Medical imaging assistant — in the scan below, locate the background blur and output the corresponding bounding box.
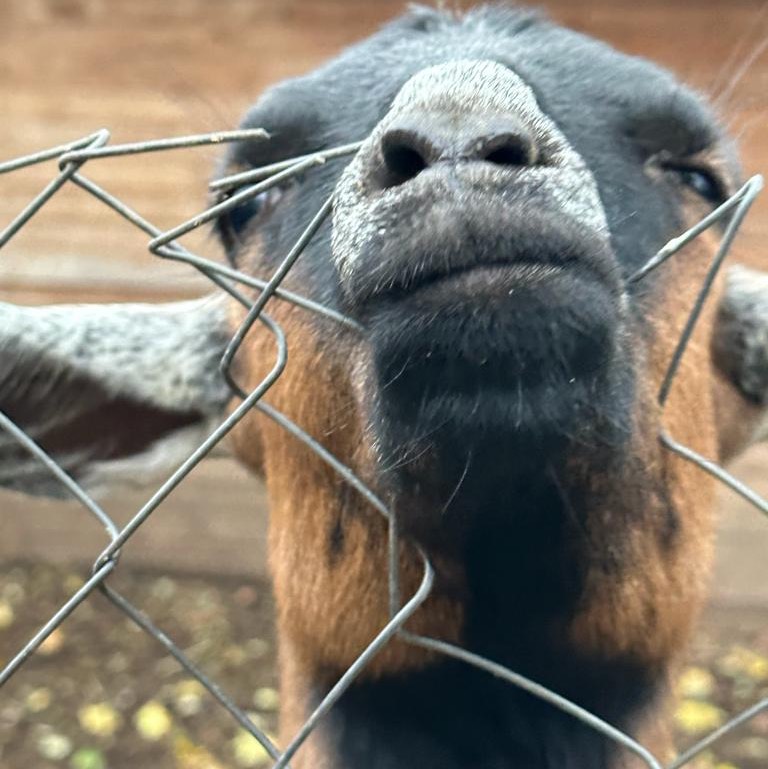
[1,1,768,768]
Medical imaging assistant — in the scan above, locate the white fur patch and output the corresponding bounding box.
[0,295,231,414]
[0,295,233,497]
[332,59,608,276]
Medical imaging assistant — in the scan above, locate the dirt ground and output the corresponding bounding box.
[0,565,280,769]
[1,564,767,769]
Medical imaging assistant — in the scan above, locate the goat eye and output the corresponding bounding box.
[666,164,725,206]
[221,185,286,238]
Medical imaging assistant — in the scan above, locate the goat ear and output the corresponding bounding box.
[0,296,232,498]
[712,265,768,455]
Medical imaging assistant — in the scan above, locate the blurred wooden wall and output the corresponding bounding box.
[0,0,766,306]
[1,0,767,597]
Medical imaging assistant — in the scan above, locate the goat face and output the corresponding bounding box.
[216,4,768,762]
[209,7,767,765]
[220,5,746,538]
[2,5,768,769]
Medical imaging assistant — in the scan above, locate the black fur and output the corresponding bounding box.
[215,5,737,766]
[216,4,735,494]
[322,657,659,769]
[220,5,736,282]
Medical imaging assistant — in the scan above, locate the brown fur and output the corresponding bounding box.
[565,210,737,754]
[228,297,469,747]
[227,180,758,761]
[568,228,721,662]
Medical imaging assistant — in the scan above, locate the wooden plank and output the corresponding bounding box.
[1,0,766,304]
[0,459,270,578]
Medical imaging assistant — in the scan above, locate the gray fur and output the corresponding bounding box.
[0,295,231,414]
[0,295,231,497]
[716,266,768,439]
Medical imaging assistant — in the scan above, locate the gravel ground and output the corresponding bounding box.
[0,564,279,769]
[1,563,767,769]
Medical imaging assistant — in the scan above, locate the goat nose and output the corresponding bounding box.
[377,113,538,189]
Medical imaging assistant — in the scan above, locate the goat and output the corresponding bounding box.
[2,5,768,768]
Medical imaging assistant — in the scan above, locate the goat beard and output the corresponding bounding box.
[352,297,637,541]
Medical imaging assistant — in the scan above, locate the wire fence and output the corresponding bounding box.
[0,128,766,768]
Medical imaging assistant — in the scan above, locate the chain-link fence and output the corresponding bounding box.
[0,128,766,768]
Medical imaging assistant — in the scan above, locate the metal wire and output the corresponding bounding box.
[0,129,766,769]
[210,141,363,191]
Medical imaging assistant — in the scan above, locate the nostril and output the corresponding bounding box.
[383,144,428,185]
[373,119,540,191]
[480,132,537,167]
[380,129,431,188]
[484,144,532,166]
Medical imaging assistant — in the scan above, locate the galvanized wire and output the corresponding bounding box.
[0,128,766,769]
